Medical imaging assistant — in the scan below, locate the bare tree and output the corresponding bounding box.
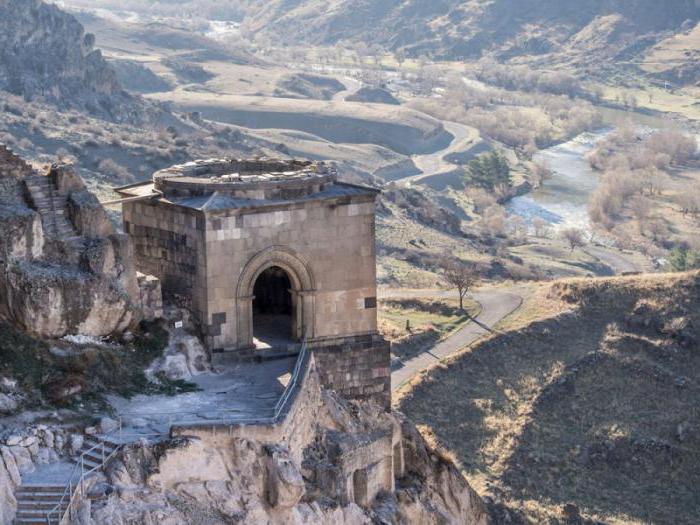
[532,217,551,238]
[468,188,497,215]
[561,228,586,252]
[646,219,668,243]
[440,257,478,311]
[630,196,652,234]
[531,161,553,189]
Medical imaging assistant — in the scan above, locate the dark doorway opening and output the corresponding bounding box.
[252,266,294,347]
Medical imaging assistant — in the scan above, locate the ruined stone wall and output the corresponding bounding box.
[310,335,391,408]
[122,200,206,317]
[102,366,489,524]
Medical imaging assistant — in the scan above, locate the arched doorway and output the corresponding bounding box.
[252,266,294,346]
[236,246,316,350]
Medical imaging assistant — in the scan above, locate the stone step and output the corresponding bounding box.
[80,450,112,464]
[17,501,68,510]
[75,457,102,471]
[81,439,120,453]
[15,509,64,519]
[16,485,65,494]
[14,492,65,501]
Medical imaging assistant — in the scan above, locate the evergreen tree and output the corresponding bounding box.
[465,151,511,190]
[668,246,700,272]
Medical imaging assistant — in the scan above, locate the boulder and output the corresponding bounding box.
[0,445,21,486]
[38,428,55,448]
[265,445,305,509]
[9,445,34,474]
[35,446,59,465]
[70,433,84,455]
[0,376,17,392]
[99,417,119,435]
[0,457,17,525]
[148,331,209,381]
[5,434,22,446]
[0,392,18,414]
[1,259,139,338]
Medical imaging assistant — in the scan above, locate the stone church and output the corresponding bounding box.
[116,158,390,404]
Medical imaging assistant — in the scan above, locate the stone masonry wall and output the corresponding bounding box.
[203,196,378,350]
[311,335,391,408]
[122,201,206,317]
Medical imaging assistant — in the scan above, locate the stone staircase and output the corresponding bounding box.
[14,484,67,525]
[13,437,122,524]
[24,174,80,242]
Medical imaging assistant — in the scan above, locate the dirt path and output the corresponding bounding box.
[584,245,642,275]
[381,288,523,391]
[399,121,484,187]
[332,76,363,102]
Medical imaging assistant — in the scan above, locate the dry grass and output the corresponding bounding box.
[379,297,480,361]
[398,271,700,524]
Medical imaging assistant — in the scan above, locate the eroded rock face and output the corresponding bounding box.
[147,307,209,380]
[0,151,155,338]
[266,445,305,509]
[94,382,488,525]
[0,0,158,124]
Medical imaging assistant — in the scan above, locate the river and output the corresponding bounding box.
[507,107,695,233]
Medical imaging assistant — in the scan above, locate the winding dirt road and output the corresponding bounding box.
[380,288,523,391]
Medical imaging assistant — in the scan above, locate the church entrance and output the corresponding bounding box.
[252,266,295,348]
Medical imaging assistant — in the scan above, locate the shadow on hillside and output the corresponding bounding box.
[399,273,700,523]
[399,306,616,477]
[501,330,700,524]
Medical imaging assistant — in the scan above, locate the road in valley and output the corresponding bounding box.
[380,288,523,392]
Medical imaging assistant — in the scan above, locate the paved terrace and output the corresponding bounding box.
[107,358,295,436]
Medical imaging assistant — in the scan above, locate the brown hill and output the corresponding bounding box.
[397,271,700,524]
[241,0,699,81]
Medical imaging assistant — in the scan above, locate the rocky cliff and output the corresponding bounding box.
[0,144,147,338]
[0,0,159,123]
[77,389,488,525]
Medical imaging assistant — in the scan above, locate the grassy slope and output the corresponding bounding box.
[397,271,700,524]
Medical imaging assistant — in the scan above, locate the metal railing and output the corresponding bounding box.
[44,340,310,524]
[45,438,122,525]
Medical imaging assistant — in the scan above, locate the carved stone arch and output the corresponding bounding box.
[236,246,316,348]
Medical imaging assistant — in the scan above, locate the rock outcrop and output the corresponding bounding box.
[0,0,162,123]
[85,385,488,525]
[0,145,158,338]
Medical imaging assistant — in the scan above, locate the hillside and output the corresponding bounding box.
[240,0,699,81]
[397,271,700,524]
[0,0,158,123]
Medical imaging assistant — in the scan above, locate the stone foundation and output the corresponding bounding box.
[310,335,391,408]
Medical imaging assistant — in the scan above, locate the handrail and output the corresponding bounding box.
[44,340,310,524]
[45,438,122,525]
